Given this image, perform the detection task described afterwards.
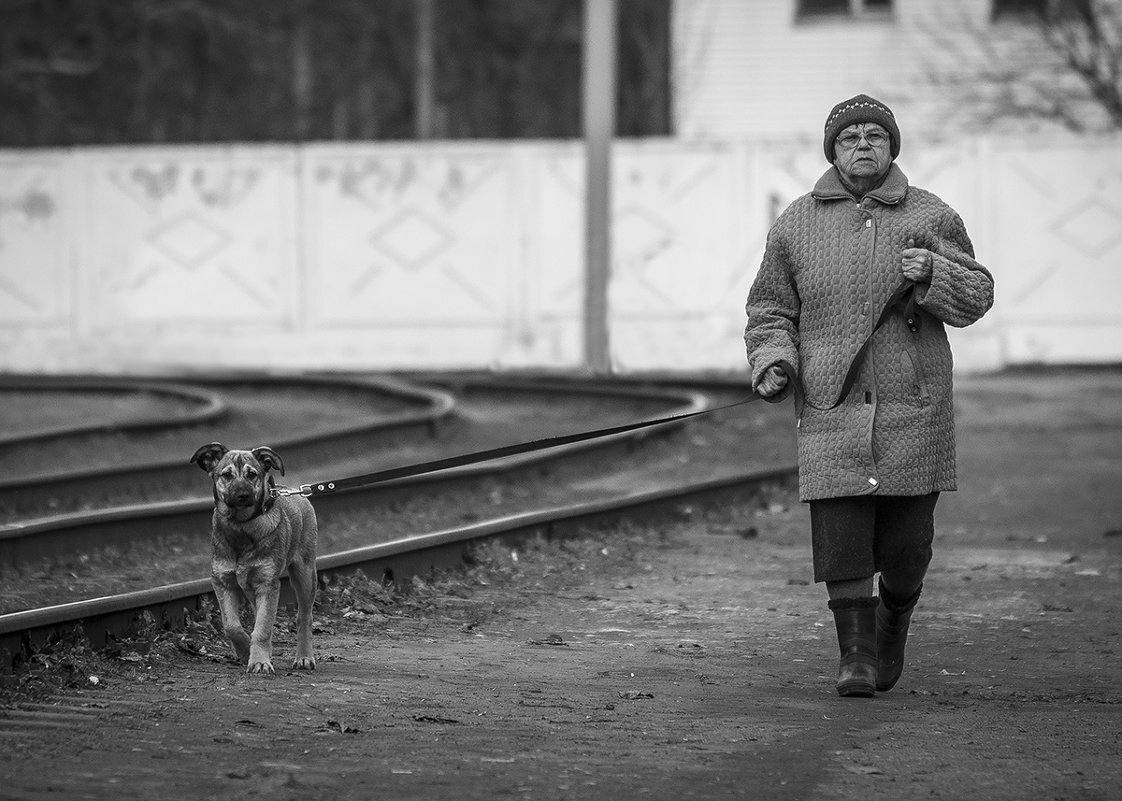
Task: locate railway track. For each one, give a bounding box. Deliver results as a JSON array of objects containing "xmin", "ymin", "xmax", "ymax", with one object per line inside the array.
[
  {"xmin": 0, "ymin": 374, "xmax": 712, "ymax": 567},
  {"xmin": 0, "ymin": 373, "xmax": 456, "ymax": 518},
  {"xmin": 0, "ymin": 467, "xmax": 793, "ymax": 672},
  {"xmin": 0, "ymin": 372, "xmax": 796, "ymax": 672}
]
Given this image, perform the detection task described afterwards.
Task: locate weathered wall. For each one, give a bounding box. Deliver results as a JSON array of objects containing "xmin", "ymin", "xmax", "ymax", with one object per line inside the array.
[{"xmin": 0, "ymin": 136, "xmax": 1118, "ymax": 374}]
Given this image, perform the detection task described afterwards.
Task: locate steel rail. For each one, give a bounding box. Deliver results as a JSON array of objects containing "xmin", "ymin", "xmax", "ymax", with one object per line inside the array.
[
  {"xmin": 0, "ymin": 378, "xmax": 712, "ymax": 570},
  {"xmin": 0, "ymin": 376, "xmax": 229, "ymax": 446},
  {"xmin": 0, "ymin": 373, "xmax": 456, "ymax": 517},
  {"xmin": 0, "ymin": 465, "xmax": 796, "ymax": 671}
]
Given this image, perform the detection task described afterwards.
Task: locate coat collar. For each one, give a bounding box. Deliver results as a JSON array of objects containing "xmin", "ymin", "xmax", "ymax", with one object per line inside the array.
[{"xmin": 812, "ymin": 162, "xmax": 909, "ymax": 205}]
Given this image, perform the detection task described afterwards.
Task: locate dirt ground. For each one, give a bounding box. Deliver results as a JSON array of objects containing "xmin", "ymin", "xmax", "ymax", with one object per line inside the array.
[{"xmin": 1, "ymin": 368, "xmax": 1119, "ymax": 801}]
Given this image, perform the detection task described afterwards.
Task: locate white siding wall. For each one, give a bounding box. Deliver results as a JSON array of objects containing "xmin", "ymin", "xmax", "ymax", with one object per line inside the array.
[
  {"xmin": 675, "ymin": 0, "xmax": 910, "ymax": 140},
  {"xmin": 671, "ymin": 0, "xmax": 1102, "ymax": 142}
]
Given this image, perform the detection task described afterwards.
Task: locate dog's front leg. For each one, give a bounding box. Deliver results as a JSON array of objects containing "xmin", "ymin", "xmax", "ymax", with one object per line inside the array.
[
  {"xmin": 245, "ymin": 578, "xmax": 281, "ymax": 674},
  {"xmin": 211, "ymin": 571, "xmax": 251, "ymax": 665}
]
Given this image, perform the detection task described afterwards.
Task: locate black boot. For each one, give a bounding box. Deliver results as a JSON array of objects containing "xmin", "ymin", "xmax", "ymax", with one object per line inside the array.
[
  {"xmin": 828, "ymin": 597, "xmax": 878, "ymax": 698},
  {"xmin": 876, "ymin": 580, "xmax": 922, "ymax": 692}
]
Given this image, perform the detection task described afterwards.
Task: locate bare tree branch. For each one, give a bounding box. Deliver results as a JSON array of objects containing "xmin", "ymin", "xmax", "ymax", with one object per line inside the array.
[
  {"xmin": 1037, "ymin": 0, "xmax": 1122, "ymax": 127},
  {"xmin": 918, "ymin": 0, "xmax": 1122, "ymax": 133}
]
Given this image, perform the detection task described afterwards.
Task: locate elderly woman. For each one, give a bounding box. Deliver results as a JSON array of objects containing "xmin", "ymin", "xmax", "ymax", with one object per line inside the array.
[{"xmin": 744, "ymin": 94, "xmax": 994, "ymax": 697}]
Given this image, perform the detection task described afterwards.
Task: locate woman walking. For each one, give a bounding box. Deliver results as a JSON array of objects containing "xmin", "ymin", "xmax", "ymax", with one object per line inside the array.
[{"xmin": 744, "ymin": 94, "xmax": 995, "ymax": 697}]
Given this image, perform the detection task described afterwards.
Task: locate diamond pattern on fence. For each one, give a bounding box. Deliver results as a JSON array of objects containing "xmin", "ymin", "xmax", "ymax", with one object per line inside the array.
[
  {"xmin": 304, "ymin": 149, "xmax": 514, "ymax": 336},
  {"xmin": 0, "ymin": 158, "xmax": 68, "ymax": 324},
  {"xmin": 146, "ymin": 212, "xmax": 233, "ymax": 272},
  {"xmin": 992, "ymin": 143, "xmax": 1122, "ymax": 363},
  {"xmin": 80, "ymin": 151, "xmax": 297, "ymax": 328}
]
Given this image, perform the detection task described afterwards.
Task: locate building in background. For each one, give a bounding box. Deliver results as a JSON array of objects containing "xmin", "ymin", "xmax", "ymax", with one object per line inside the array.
[{"xmin": 674, "ymin": 0, "xmax": 1119, "ymax": 141}]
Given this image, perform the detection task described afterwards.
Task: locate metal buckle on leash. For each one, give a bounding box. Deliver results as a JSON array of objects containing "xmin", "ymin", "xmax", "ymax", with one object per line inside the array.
[{"xmin": 270, "ymin": 483, "xmax": 315, "ymax": 498}]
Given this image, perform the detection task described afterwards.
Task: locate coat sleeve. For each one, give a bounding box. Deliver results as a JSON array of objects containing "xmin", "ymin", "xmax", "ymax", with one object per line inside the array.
[
  {"xmin": 915, "ymin": 209, "xmax": 994, "ymax": 328},
  {"xmin": 744, "ymin": 224, "xmax": 801, "ymax": 389}
]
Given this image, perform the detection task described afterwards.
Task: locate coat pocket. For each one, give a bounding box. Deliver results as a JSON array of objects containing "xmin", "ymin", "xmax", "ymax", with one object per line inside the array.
[{"xmin": 902, "ymin": 343, "xmax": 930, "ymax": 407}]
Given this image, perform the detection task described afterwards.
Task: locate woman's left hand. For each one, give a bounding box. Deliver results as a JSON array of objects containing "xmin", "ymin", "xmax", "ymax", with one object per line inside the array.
[{"xmin": 902, "ymin": 238, "xmax": 934, "ymax": 282}]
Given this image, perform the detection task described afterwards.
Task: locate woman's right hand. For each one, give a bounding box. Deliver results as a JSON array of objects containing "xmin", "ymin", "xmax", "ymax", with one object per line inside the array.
[{"xmin": 755, "ymin": 364, "xmax": 789, "ymax": 397}]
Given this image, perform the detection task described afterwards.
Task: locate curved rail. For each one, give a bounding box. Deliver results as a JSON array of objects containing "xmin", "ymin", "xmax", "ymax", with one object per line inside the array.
[
  {"xmin": 0, "ymin": 373, "xmax": 456, "ymax": 517},
  {"xmin": 0, "ymin": 376, "xmax": 229, "ymax": 445},
  {"xmin": 0, "ymin": 377, "xmax": 713, "ymax": 570},
  {"xmin": 0, "ymin": 465, "xmax": 795, "ymax": 670}
]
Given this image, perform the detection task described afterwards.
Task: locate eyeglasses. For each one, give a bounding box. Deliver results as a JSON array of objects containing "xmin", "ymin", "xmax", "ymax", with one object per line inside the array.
[{"xmin": 835, "ymin": 130, "xmax": 890, "ymax": 149}]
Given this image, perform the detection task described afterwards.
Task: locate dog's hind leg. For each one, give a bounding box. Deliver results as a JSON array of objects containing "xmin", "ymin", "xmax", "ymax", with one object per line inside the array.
[
  {"xmin": 211, "ymin": 573, "xmax": 251, "ymax": 665},
  {"xmin": 288, "ymin": 556, "xmax": 317, "ymax": 670}
]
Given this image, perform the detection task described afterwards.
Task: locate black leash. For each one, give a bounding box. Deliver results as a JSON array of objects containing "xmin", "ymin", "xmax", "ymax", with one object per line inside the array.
[
  {"xmin": 276, "ymin": 280, "xmax": 916, "ymax": 499},
  {"xmin": 276, "ymin": 392, "xmax": 769, "ymax": 498}
]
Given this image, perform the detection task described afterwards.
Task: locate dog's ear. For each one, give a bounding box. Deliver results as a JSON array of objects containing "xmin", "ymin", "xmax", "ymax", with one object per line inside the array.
[
  {"xmin": 190, "ymin": 442, "xmax": 228, "ymax": 472},
  {"xmin": 251, "ymin": 446, "xmax": 285, "ymax": 476}
]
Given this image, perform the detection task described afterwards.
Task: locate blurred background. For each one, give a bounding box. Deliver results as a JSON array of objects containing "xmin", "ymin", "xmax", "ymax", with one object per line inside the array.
[{"xmin": 0, "ymin": 0, "xmax": 1118, "ymax": 375}]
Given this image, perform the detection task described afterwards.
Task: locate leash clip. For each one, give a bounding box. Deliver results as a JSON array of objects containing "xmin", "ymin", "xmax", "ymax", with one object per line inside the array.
[{"xmin": 271, "ymin": 483, "xmax": 314, "ymax": 498}]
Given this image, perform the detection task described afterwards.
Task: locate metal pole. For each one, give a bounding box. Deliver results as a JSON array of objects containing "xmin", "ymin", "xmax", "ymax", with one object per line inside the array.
[
  {"xmin": 582, "ymin": 0, "xmax": 617, "ymax": 374},
  {"xmin": 414, "ymin": 0, "xmax": 436, "ymax": 139}
]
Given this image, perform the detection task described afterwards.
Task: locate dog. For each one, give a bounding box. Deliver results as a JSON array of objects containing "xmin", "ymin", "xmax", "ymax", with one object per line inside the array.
[{"xmin": 190, "ymin": 442, "xmax": 318, "ymax": 674}]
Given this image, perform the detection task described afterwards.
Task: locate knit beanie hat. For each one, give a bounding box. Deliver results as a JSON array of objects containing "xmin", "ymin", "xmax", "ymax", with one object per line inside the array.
[{"xmin": 823, "ymin": 94, "xmax": 900, "ymax": 162}]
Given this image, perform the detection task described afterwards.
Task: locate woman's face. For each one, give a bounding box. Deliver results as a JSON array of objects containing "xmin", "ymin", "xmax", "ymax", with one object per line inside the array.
[{"xmin": 832, "ymin": 122, "xmax": 893, "ymax": 185}]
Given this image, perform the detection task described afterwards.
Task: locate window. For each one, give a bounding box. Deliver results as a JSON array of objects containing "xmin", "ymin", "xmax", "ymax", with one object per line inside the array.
[
  {"xmin": 798, "ymin": 0, "xmax": 849, "ymax": 15},
  {"xmin": 992, "ymin": 0, "xmax": 1093, "ymax": 20},
  {"xmin": 992, "ymin": 0, "xmax": 1047, "ymax": 17},
  {"xmin": 797, "ymin": 0, "xmax": 894, "ymax": 19}
]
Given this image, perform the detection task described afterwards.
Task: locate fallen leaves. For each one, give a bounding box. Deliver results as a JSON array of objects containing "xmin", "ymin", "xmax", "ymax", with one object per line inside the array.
[
  {"xmin": 323, "ymin": 720, "xmax": 362, "ymax": 734},
  {"xmin": 527, "ymin": 633, "xmax": 567, "ymax": 647},
  {"xmin": 176, "ymin": 636, "xmax": 225, "ymax": 663}
]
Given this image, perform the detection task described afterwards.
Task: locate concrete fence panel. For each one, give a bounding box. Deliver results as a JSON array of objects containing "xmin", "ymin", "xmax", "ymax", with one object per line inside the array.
[{"xmin": 0, "ymin": 136, "xmax": 1117, "ymax": 374}]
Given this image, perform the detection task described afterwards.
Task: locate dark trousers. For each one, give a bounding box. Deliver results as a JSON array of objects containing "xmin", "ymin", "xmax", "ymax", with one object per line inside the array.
[{"xmin": 809, "ymin": 493, "xmax": 939, "ymax": 585}]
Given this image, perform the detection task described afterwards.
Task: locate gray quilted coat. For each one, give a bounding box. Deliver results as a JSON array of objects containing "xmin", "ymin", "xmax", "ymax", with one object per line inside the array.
[{"xmin": 744, "ymin": 164, "xmax": 994, "ymax": 501}]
